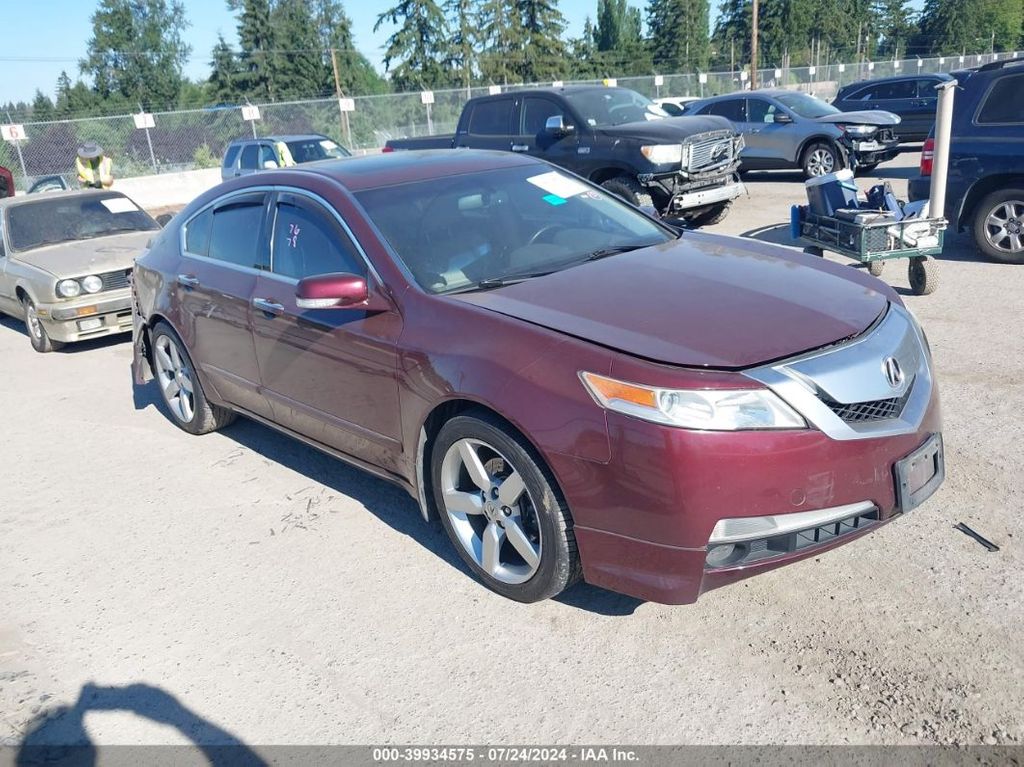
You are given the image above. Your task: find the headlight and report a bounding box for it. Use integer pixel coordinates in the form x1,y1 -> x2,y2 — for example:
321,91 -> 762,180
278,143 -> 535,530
81,275 -> 103,294
842,124 -> 877,137
580,371 -> 805,430
640,144 -> 683,165
57,279 -> 81,298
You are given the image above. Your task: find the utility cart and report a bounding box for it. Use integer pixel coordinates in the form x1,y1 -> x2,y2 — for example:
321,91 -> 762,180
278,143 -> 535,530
796,207 -> 946,295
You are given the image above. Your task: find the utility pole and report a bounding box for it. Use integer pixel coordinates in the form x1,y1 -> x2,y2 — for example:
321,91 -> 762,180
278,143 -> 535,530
730,37 -> 735,79
750,0 -> 759,90
330,48 -> 352,147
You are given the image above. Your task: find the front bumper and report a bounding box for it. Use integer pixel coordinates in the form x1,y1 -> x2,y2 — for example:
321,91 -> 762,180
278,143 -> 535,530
669,180 -> 745,211
36,291 -> 133,343
852,138 -> 900,166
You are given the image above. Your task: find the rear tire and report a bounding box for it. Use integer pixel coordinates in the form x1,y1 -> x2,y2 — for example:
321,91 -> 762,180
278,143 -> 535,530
600,175 -> 654,209
908,256 -> 938,295
686,202 -> 732,228
431,411 -> 582,603
801,141 -> 841,179
150,321 -> 235,435
23,297 -> 63,353
972,189 -> 1024,264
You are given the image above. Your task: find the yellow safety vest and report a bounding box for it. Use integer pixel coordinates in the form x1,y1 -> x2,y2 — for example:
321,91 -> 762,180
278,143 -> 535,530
274,141 -> 296,167
76,156 -> 113,188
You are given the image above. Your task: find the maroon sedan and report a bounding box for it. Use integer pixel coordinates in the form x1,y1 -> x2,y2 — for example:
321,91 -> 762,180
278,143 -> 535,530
131,150 -> 943,604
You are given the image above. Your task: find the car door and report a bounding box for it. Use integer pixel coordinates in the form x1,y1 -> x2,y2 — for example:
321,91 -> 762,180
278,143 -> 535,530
455,97 -> 516,152
703,98 -> 761,164
0,211 -> 18,315
237,144 -> 260,177
513,95 -> 580,169
176,191 -> 272,419
905,78 -> 942,141
250,190 -> 404,471
744,97 -> 794,166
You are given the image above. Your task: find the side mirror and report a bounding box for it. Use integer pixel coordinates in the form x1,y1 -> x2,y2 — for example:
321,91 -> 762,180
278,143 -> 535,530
773,112 -> 793,124
545,115 -> 574,137
296,272 -> 369,309
638,204 -> 660,219
263,160 -> 279,169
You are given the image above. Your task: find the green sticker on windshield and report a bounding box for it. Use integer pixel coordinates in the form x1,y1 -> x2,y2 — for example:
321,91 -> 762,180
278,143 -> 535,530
543,193 -> 567,206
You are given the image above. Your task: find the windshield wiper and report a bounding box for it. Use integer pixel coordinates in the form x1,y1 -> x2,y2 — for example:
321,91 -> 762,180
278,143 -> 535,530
447,270 -> 558,294
582,243 -> 651,261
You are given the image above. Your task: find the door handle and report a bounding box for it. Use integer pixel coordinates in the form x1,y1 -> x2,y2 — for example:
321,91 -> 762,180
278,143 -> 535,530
511,144 -> 529,152
253,297 -> 284,316
177,274 -> 199,288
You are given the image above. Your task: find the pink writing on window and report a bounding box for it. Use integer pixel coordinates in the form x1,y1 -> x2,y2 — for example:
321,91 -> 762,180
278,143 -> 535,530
287,223 -> 301,248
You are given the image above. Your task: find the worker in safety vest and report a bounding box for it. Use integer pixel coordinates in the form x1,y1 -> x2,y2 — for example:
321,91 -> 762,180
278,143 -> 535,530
76,142 -> 114,189
273,140 -> 296,168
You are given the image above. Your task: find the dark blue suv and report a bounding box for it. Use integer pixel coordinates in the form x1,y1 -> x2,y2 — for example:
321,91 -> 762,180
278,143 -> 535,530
908,58 -> 1024,263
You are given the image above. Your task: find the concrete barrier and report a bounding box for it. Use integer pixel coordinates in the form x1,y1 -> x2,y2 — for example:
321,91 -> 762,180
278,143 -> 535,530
115,167 -> 223,210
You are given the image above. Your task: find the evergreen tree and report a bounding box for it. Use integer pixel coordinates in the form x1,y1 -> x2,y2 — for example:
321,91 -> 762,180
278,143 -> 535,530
648,0 -> 710,72
315,0 -> 389,95
231,0 -> 276,100
478,0 -> 524,84
517,0 -> 569,82
870,0 -> 916,58
444,0 -> 477,90
208,34 -> 241,104
81,0 -> 191,110
711,0 -> 751,68
915,0 -> 1022,54
272,0 -> 329,98
593,0 -> 651,75
31,90 -> 56,121
374,0 -> 450,90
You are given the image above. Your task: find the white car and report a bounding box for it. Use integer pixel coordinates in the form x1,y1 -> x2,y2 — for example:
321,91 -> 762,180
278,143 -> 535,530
654,96 -> 701,116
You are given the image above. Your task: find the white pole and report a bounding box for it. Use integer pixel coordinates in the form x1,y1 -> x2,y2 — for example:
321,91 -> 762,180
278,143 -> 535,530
928,80 -> 956,220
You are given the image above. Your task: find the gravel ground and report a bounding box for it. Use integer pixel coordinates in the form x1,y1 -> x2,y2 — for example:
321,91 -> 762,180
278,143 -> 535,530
1,151 -> 1022,750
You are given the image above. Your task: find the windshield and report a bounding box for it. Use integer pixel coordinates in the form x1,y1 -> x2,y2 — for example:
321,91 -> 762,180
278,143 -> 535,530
356,165 -> 675,295
564,88 -> 669,127
286,137 -> 351,163
7,193 -> 158,252
776,93 -> 839,119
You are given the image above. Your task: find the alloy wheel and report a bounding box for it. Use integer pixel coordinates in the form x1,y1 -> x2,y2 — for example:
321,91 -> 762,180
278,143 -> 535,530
25,303 -> 43,341
153,334 -> 196,423
439,438 -> 542,585
807,148 -> 836,176
984,199 -> 1024,254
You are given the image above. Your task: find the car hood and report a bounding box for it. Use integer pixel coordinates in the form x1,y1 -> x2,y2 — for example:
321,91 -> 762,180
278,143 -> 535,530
815,110 -> 901,126
13,230 -> 153,277
452,233 -> 889,369
597,115 -> 736,142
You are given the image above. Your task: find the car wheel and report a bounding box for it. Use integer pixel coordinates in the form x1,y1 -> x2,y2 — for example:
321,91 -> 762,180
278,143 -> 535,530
22,297 -> 63,353
802,142 -> 840,178
803,245 -> 825,257
973,189 -> 1024,264
687,202 -> 732,227
868,259 -> 885,277
431,412 -> 582,603
855,162 -> 879,175
599,176 -> 654,209
908,256 -> 938,295
150,321 -> 235,435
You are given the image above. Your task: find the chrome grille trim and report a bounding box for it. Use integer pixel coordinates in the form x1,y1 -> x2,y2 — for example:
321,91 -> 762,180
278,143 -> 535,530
684,130 -> 736,173
744,304 -> 934,441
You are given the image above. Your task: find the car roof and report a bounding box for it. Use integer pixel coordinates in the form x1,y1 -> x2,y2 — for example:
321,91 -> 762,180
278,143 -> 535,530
694,88 -> 798,102
228,133 -> 329,146
272,149 -> 541,193
0,188 -> 125,210
839,72 -> 953,91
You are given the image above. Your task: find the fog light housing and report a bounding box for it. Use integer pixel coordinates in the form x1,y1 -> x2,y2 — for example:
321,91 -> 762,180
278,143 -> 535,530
705,543 -> 745,568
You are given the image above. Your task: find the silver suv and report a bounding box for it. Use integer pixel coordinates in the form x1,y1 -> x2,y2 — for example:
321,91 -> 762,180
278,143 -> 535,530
220,134 -> 351,181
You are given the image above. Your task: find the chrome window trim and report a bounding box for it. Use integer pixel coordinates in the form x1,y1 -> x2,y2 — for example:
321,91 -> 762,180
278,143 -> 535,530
744,303 -> 934,441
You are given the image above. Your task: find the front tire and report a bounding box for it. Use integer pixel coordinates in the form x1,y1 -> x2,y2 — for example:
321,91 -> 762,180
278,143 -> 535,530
686,201 -> 732,228
801,141 -> 841,179
599,175 -> 654,209
431,412 -> 582,603
150,321 -> 235,435
973,189 -> 1024,264
23,298 -> 63,353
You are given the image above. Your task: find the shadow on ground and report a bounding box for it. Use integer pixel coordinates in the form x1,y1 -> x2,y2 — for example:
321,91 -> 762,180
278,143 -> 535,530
133,379 -> 642,616
15,683 -> 265,766
0,315 -> 130,355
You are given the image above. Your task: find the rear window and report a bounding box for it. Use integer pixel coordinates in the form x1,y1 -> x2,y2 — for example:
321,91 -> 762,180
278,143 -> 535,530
701,99 -> 745,122
239,145 -> 259,170
207,196 -> 266,269
976,73 -> 1024,124
469,99 -> 513,135
223,145 -> 241,169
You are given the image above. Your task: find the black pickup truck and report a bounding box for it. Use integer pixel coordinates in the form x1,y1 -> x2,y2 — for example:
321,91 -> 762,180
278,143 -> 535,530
384,86 -> 746,226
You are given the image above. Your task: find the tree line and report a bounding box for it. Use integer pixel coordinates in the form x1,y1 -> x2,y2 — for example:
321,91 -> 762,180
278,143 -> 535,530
5,0 -> 1023,121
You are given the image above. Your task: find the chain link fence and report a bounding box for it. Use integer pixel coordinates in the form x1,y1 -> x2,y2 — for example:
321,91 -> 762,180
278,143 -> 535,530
0,50 -> 1013,191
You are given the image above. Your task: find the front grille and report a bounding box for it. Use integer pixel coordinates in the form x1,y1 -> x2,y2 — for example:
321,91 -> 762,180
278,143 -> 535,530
685,131 -> 735,173
824,381 -> 914,423
99,269 -> 131,292
706,508 -> 880,570
877,128 -> 895,142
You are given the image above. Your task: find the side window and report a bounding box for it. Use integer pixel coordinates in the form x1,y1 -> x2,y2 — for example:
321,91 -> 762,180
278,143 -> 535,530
0,214 -> 5,259
977,74 -> 1024,124
747,98 -> 777,123
702,99 -> 745,122
207,195 -> 267,269
916,79 -> 940,98
469,99 -> 513,135
272,197 -> 364,280
849,86 -> 876,101
259,144 -> 278,168
239,145 -> 259,170
522,97 -> 565,136
223,145 -> 241,169
184,207 -> 214,256
876,80 -> 915,100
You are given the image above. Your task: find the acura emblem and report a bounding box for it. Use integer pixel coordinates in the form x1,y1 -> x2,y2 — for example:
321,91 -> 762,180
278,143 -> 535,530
883,356 -> 904,389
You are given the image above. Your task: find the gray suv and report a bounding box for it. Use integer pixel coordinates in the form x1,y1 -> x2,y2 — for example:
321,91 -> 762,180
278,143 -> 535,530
221,133 -> 351,181
686,90 -> 901,177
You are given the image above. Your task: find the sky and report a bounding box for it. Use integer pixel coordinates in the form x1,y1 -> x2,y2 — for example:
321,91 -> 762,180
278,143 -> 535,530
2,0 -> 648,105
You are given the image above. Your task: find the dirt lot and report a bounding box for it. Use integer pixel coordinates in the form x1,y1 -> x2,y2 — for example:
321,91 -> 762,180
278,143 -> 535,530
1,151 -> 1022,749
